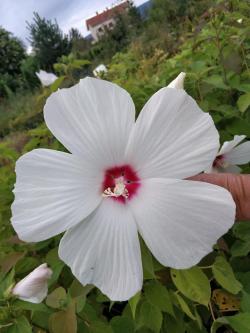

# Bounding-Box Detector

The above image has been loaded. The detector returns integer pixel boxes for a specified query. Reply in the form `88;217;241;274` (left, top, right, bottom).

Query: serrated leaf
171;267;211;306
212;256;242;294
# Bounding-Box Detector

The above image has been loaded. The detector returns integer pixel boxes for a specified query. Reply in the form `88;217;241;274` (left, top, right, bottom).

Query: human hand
189;173;250;221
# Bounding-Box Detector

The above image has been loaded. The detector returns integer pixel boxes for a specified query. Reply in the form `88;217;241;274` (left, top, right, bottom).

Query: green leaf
32;311;51;330
49;302;77;333
6;316;32;333
144;281;175;317
237;92;250;113
15;257;40;275
231;240;250;257
226;118;250;137
171;267;211;306
163;313;186;333
14;299;51;313
46;287;67;309
129;292;141;319
0;252;25;273
204;75;230;90
212;256;242;294
236;272;250;293
0;268;15;298
110;316;134;333
89;321;113;333
211;313;250;333
69;280;93;298
46;248;64;286
174;293;196;320
49;76;66;92
233;222;250;241
241;291;250;312
138;301;163;333
140;238;155;279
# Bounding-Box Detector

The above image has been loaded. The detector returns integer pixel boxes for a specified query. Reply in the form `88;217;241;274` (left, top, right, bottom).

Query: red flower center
213;155;225;168
102;165;140;204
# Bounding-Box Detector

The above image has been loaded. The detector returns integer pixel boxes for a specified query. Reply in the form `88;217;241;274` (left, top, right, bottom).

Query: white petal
59;200;142;301
36;70;58;87
12;263;52;303
167;72;186;89
44;77;135;167
129;178;235;269
126;88;219;179
224;141;250;165
11;149;102;242
219;135;246;155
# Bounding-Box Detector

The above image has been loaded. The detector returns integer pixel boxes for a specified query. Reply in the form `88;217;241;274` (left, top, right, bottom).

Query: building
86;1;130;42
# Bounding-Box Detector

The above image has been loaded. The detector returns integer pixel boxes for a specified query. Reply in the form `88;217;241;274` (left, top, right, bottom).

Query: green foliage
0;0;250;332
53;53;91;86
20;56;40;90
212;256;242;294
0;27;26;97
171;267;211;306
27;12;71;71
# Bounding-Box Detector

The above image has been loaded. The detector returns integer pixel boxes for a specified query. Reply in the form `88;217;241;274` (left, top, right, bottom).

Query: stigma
102;165;140;203
103;178;129;199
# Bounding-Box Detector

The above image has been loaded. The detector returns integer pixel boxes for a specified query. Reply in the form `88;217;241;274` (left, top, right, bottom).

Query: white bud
36;70;58;87
167;72;186;89
12;263;52;303
93;64;108;77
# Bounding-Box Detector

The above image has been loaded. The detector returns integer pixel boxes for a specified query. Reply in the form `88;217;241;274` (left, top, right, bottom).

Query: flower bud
167;72;186;89
12;263;52;303
36;70;58;87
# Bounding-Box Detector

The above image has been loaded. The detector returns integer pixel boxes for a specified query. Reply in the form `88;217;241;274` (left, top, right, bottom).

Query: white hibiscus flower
12;263;52;303
36;70;58;87
11;75;235;301
167;72;186;89
207;135;250;173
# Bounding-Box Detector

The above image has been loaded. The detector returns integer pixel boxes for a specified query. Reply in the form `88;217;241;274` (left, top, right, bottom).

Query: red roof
86;1;130;29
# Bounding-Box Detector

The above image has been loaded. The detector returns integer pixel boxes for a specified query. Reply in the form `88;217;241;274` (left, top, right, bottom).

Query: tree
0;27;26;97
20;56;40;90
68;28;82;41
27;12;71;71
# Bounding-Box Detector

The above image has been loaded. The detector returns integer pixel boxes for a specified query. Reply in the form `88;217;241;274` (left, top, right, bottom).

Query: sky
0;0;147;48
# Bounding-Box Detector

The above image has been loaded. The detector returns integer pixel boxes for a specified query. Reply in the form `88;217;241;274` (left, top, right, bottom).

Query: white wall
89;18;116;42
